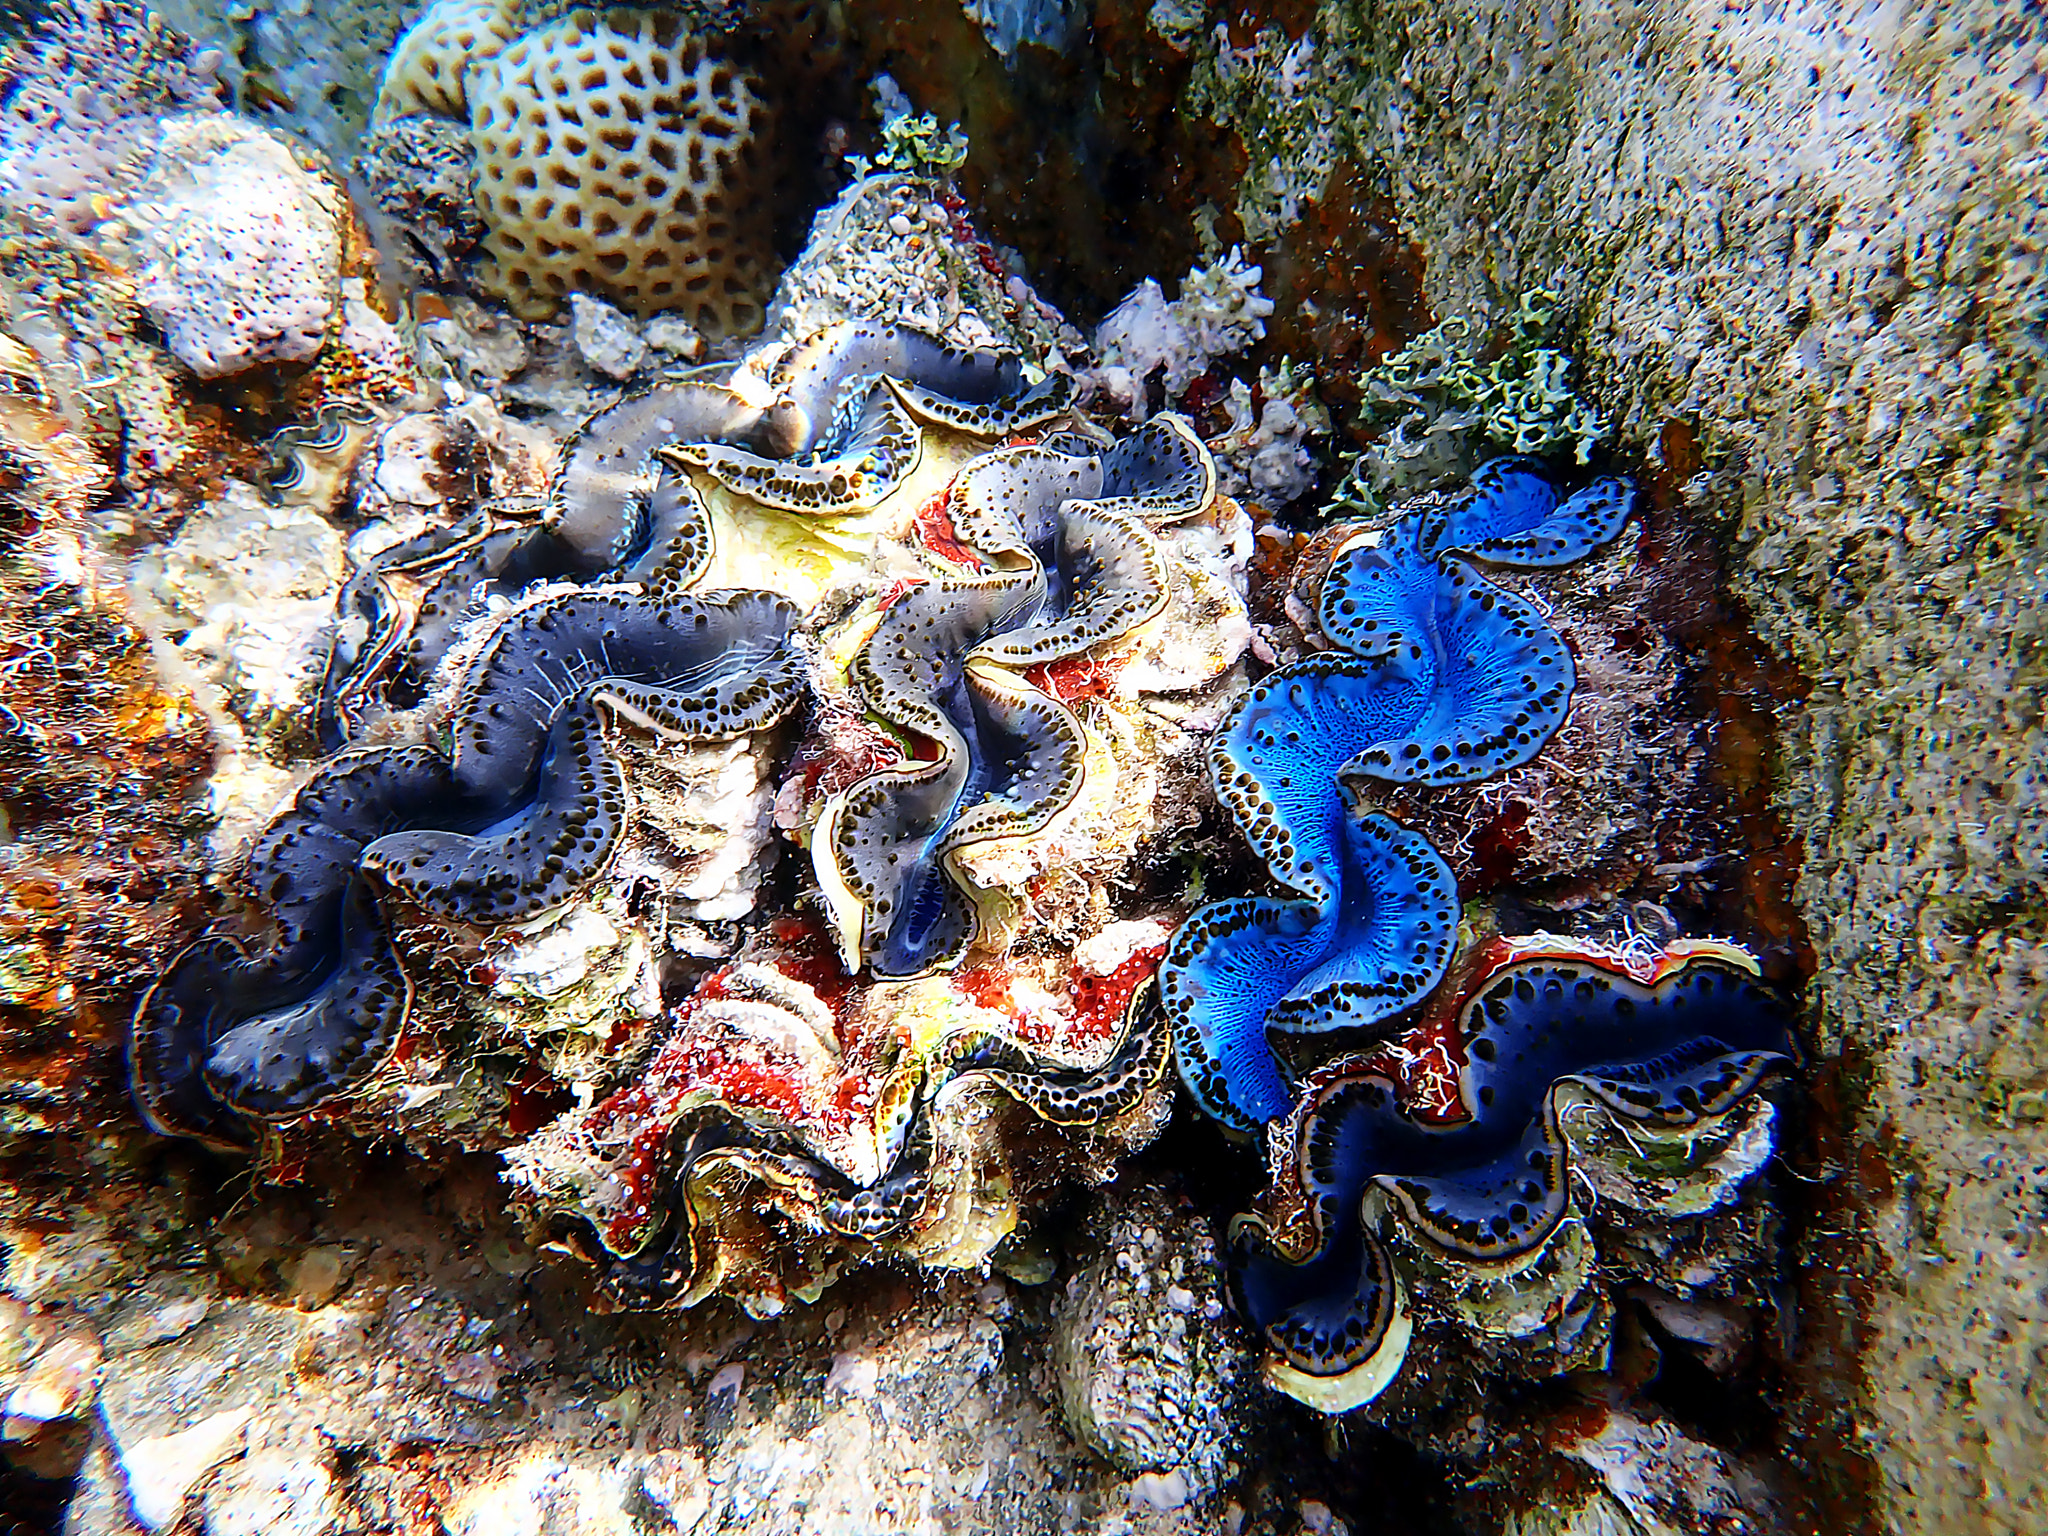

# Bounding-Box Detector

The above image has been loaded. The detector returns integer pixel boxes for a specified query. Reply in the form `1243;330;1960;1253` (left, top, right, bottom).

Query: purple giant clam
130;325;1241;1318
132;588;807;1149
130;324;1137;1149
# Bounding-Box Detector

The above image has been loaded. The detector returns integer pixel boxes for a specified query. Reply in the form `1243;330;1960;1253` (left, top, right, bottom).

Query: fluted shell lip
1163;460;1638;1131
1232;942;1793;1410
131;588;805;1137
1260;1275;1413;1415
1161;807;1459;1130
818;421;1219;981
1416;455;1636;568
504;929;1173;1314
133;320;1189;1154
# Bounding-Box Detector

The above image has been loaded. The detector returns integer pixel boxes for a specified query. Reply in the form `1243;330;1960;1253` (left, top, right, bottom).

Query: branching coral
1209;361;1331;506
1232;937;1795;1412
1091;248;1275;420
1162;457;1635;1128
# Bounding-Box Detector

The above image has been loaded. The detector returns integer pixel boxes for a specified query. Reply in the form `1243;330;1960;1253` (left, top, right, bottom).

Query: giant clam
1163;458;1635;1130
132;587;807;1149
1233;936;1795;1413
1151;454;1798;1411
131;322;1251;1310
508;919;1174;1314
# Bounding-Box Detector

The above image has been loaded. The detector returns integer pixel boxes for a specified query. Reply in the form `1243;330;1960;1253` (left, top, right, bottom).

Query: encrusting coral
129;116;344;379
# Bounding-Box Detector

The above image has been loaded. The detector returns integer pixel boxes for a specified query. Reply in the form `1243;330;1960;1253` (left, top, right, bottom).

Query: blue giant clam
1151;450;1799;1414
1233;935;1796;1412
1162;458;1636;1129
132;323;1249;1316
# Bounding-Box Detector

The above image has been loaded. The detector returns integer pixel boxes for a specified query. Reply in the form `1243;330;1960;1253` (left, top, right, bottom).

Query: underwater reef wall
1163;0;2044;1527
0;0;2037;1529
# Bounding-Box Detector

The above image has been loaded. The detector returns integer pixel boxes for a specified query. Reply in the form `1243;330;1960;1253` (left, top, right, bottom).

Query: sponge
467;7;776;336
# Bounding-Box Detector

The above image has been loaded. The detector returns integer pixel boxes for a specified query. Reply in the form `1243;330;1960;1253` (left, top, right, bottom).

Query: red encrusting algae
1025;650;1125;705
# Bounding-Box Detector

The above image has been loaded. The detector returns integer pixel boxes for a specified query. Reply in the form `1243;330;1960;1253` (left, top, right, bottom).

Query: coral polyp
1232;939;1795;1413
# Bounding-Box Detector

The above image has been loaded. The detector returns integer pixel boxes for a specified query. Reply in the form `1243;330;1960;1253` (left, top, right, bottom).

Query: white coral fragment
1091;248;1275;418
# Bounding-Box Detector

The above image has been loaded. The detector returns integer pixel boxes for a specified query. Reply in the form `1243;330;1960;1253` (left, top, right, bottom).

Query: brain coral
0;0;226;237
372;0;521;125
467;7;777;335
